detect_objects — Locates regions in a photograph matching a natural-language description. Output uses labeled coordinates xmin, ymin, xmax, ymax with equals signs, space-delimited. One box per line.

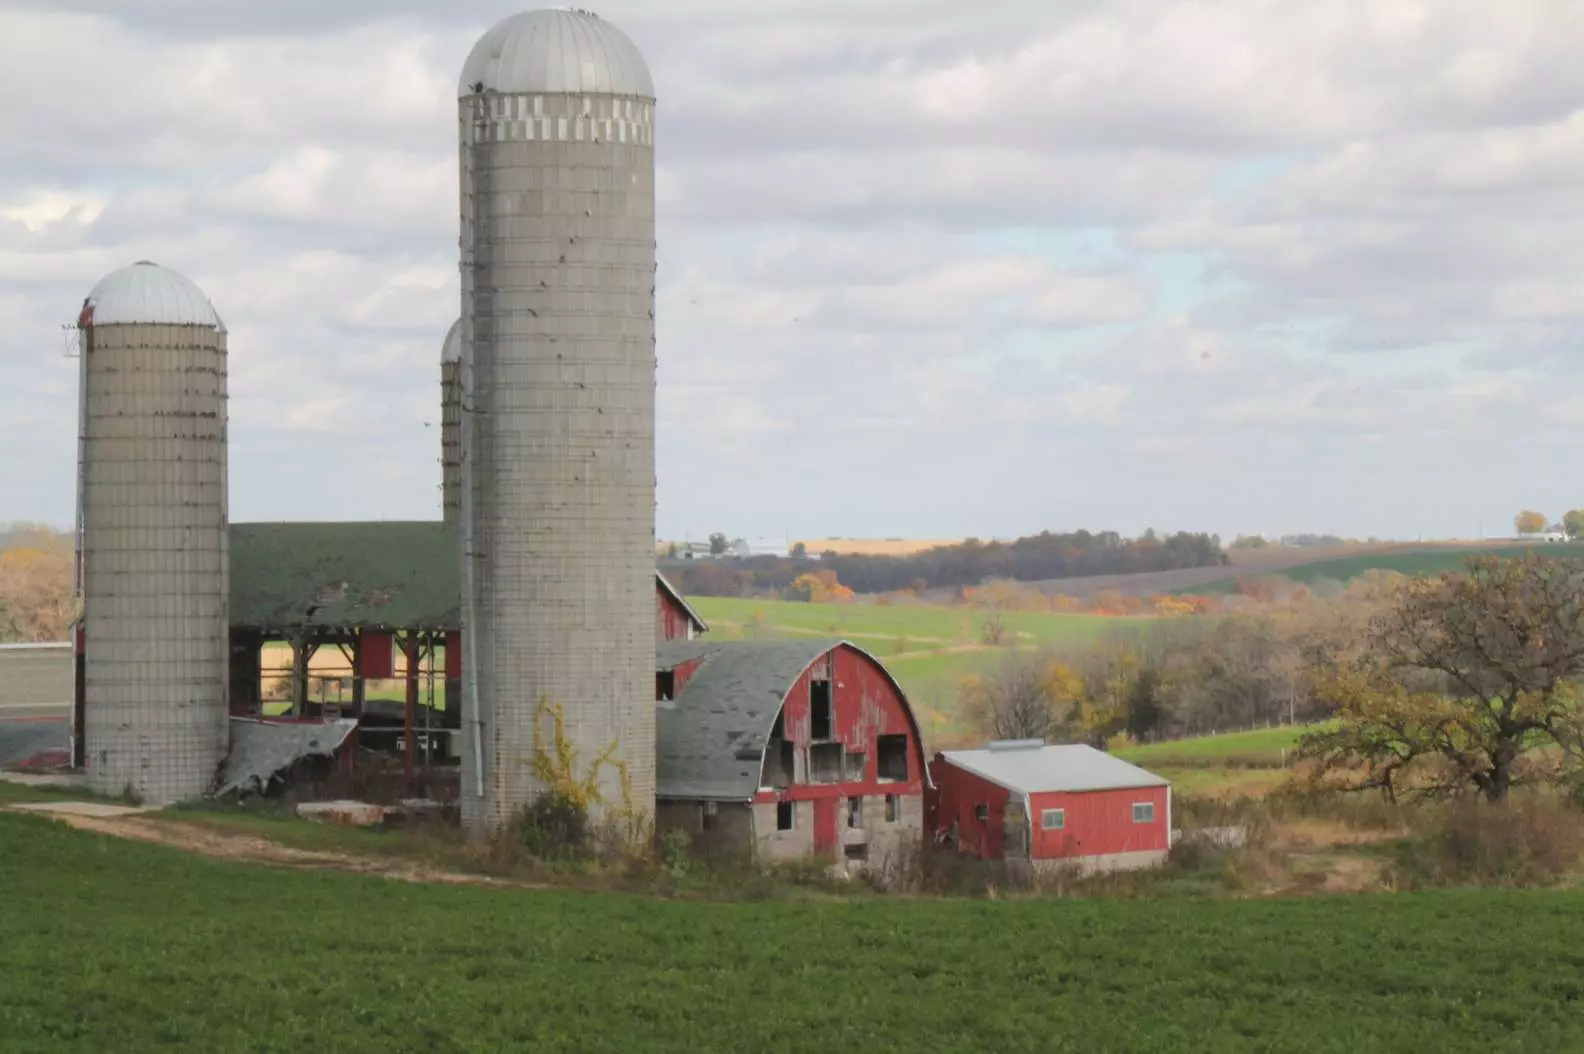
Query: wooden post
xmin=403 ymin=633 xmax=418 ymax=794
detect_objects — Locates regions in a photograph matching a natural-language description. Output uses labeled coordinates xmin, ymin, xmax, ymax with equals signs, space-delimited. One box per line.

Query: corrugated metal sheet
xmin=459 ymin=9 xmax=654 ymax=98
xmin=86 ymin=261 xmax=222 ymax=328
xmin=940 ymin=743 xmax=1168 ymax=795
xmin=216 ymin=717 xmax=357 ymax=797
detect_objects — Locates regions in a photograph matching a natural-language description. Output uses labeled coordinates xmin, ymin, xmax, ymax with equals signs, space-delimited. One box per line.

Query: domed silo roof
xmin=86 ymin=260 xmax=222 ymax=329
xmin=459 ymin=8 xmax=654 ymax=98
xmin=442 ymin=317 xmax=463 ymax=363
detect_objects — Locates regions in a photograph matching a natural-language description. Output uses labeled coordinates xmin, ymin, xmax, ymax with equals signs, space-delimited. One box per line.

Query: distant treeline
xmin=662 ymin=530 xmax=1228 ymax=598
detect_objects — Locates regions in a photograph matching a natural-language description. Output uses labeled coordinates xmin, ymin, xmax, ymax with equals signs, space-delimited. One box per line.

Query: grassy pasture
xmin=5 ymin=811 xmax=1584 ymax=1052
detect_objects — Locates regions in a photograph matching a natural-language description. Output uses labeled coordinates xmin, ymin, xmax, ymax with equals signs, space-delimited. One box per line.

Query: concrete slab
xmin=0 ymin=772 xmax=84 ymax=789
xmin=297 ymin=800 xmax=386 ymax=827
xmin=11 ymin=801 xmax=156 ymax=819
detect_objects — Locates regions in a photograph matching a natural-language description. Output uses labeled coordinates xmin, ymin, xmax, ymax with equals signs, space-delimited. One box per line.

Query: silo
xmin=457 ymin=8 xmax=657 ymax=833
xmin=78 ymin=260 xmax=229 ymax=804
xmin=440 ymin=318 xmax=463 ymax=525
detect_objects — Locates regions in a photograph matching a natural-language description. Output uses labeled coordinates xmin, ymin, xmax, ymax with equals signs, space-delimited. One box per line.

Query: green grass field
xmin=1115 ymin=724 xmax=1320 ymax=769
xmin=1188 ymin=544 xmax=1584 ymax=594
xmin=5 ymin=812 xmax=1584 ymax=1052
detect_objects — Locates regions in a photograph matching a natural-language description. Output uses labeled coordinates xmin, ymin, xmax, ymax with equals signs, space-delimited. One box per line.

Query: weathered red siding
xmin=656 ymin=578 xmax=700 ymax=641
xmin=927 ymin=757 xmax=1011 ymax=859
xmin=752 ymin=644 xmax=927 ymax=807
xmin=1028 ymin=785 xmax=1169 ymax=859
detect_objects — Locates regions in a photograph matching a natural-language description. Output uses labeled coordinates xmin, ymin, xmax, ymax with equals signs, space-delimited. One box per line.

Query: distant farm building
xmin=930 ymin=741 xmax=1171 ymax=873
xmin=654 ymin=639 xmax=929 ymax=867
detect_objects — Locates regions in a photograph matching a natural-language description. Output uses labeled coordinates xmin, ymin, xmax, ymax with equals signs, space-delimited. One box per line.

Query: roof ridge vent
xmin=987 ymin=738 xmax=1046 ymax=751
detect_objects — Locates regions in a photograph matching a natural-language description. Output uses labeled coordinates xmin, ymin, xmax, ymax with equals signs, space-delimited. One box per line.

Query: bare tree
xmin=959 ymin=649 xmax=1079 ymax=742
xmin=1302 ymin=555 xmax=1584 ymax=802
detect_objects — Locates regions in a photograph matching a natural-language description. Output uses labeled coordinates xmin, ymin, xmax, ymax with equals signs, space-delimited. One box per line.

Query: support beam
xmin=403 ymin=633 xmax=419 ymax=794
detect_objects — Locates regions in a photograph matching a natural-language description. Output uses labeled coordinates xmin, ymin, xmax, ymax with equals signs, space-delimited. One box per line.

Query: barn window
xmin=847 ymin=796 xmax=863 ymax=828
xmin=885 ymin=795 xmax=900 ymax=823
xmin=810 ymin=743 xmax=843 ymax=783
xmin=844 ymin=843 xmax=868 ymax=861
xmin=1041 ymin=809 xmax=1065 ymax=831
xmin=777 ymin=801 xmax=795 ymax=831
xmin=810 ymin=679 xmax=833 ymax=740
xmin=701 ymin=800 xmax=718 ymax=832
xmin=877 ymin=735 xmax=908 ymax=781
xmin=655 ymin=670 xmax=675 ymax=701
xmin=761 ymin=738 xmax=794 ymax=790
xmin=974 ymin=804 xmax=989 ymax=823
xmin=1133 ymin=802 xmax=1156 ymax=824
xmin=844 ymin=751 xmax=867 ymax=782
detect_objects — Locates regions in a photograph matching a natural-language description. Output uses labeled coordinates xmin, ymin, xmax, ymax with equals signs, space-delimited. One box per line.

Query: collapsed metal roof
xmin=217 ymin=717 xmax=359 ymax=797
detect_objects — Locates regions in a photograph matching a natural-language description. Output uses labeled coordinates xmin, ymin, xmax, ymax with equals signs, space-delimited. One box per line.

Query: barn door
xmin=813 ymin=799 xmax=839 ymax=857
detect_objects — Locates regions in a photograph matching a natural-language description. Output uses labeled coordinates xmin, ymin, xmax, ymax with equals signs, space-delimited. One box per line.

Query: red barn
xmin=655 ymin=573 xmax=708 ymax=642
xmin=930 ymin=740 xmax=1171 ymax=873
xmin=654 ymin=639 xmax=929 ymax=869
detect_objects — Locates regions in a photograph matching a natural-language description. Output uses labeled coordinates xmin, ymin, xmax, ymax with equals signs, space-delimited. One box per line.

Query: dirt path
xmin=13 ymin=808 xmax=524 ymax=889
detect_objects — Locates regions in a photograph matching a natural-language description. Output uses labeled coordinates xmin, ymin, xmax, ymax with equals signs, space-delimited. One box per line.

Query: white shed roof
xmin=940 ymin=742 xmax=1168 ymax=795
xmin=86 ymin=261 xmax=222 ymax=329
xmin=459 ymin=9 xmax=654 ymax=99
xmin=442 ymin=317 xmax=462 ymax=363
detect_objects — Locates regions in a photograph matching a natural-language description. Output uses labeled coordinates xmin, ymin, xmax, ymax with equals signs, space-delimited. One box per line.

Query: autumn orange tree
xmin=0 ymin=533 xmax=74 ymax=642
xmin=1514 ymin=510 xmax=1548 ymax=535
xmin=1300 ymin=555 xmax=1584 ymax=802
xmin=782 ymin=570 xmax=854 ymax=603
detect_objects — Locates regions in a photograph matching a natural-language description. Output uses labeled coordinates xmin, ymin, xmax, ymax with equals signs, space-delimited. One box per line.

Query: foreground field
xmin=3 ymin=812 xmax=1583 ymax=1052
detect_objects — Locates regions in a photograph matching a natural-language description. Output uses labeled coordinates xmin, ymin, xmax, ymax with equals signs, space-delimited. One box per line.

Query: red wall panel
xmin=1029 ymin=785 xmax=1169 ymax=859
xmin=927 ymin=757 xmax=1011 ymax=859
xmin=444 ymin=631 xmax=462 ymax=678
xmin=360 ymin=631 xmax=394 ymax=680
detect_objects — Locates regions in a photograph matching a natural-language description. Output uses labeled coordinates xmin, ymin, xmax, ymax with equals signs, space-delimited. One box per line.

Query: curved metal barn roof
xmin=86 ymin=260 xmax=223 ymax=329
xmin=459 ymin=8 xmax=654 ymax=98
xmin=441 ymin=317 xmax=463 ymax=363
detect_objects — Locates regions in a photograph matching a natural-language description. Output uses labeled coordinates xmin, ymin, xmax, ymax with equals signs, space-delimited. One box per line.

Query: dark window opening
xmin=844 ymin=843 xmax=868 ymax=861
xmin=656 ymin=670 xmax=675 ymax=701
xmin=844 ymin=751 xmax=867 ymax=782
xmin=776 ymin=800 xmax=795 ymax=831
xmin=810 ymin=680 xmax=833 ymax=740
xmin=848 ymin=796 xmax=863 ymax=828
xmin=701 ymin=801 xmax=718 ymax=832
xmin=877 ymin=735 xmax=908 ymax=781
xmin=810 ymin=742 xmax=843 ymax=783
xmin=885 ymin=794 xmax=900 ymax=823
xmin=974 ymin=804 xmax=989 ymax=823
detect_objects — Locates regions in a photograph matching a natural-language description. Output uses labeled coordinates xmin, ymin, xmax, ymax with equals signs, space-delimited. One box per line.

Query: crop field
xmin=3 ymin=812 xmax=1584 ymax=1052
xmin=1186 ymin=544 xmax=1584 ymax=595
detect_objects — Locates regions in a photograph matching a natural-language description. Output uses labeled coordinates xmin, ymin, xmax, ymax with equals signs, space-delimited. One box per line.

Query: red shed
xmin=656 ymin=573 xmax=708 ymax=642
xmin=930 ymin=740 xmax=1171 ymax=874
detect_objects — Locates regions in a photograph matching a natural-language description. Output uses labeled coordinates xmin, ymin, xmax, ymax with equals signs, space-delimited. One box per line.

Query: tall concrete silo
xmin=440 ymin=318 xmax=463 ymax=525
xmin=77 ymin=260 xmax=229 ymax=804
xmin=457 ymin=8 xmax=657 ymax=833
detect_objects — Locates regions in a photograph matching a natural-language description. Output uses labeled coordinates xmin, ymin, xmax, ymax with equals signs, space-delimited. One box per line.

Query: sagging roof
xmin=231 ymin=521 xmax=459 ymax=632
xmin=656 ymin=638 xmax=841 ymax=801
xmin=217 ymin=717 xmax=359 ymax=797
xmin=230 ymin=521 xmax=696 ymax=634
xmin=939 ymin=742 xmax=1169 ymax=796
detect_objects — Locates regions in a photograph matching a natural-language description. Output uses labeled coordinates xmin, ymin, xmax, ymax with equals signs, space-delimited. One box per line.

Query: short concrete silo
xmin=440 ymin=318 xmax=463 ymax=525
xmin=457 ymin=9 xmax=657 ymax=833
xmin=78 ymin=261 xmax=230 ymax=803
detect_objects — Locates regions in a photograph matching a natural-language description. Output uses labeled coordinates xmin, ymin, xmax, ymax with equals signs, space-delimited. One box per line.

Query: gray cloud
xmin=1 ymin=0 xmax=1580 ymax=543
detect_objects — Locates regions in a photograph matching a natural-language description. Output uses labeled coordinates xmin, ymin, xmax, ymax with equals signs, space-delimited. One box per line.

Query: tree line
xmin=662 ymin=529 xmax=1228 ymax=598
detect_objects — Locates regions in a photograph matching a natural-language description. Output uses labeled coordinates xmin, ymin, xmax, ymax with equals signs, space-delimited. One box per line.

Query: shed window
xmin=877 ymin=735 xmax=908 ymax=781
xmin=777 ymin=801 xmax=795 ymax=831
xmin=885 ymin=794 xmax=900 ymax=823
xmin=1041 ymin=809 xmax=1065 ymax=831
xmin=974 ymin=804 xmax=989 ymax=823
xmin=1133 ymin=802 xmax=1156 ymax=824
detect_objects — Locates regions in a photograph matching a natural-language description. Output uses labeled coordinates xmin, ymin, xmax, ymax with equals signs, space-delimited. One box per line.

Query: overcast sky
xmin=1 ymin=1 xmax=1579 ymax=543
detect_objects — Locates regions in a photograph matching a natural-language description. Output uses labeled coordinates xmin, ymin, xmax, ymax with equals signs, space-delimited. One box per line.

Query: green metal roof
xmin=230 ymin=522 xmax=460 ymax=632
